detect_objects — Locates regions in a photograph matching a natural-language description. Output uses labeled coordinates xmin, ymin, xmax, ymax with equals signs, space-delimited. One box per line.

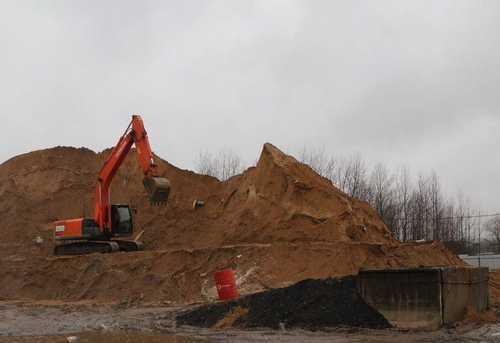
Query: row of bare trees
xmin=195 ymin=147 xmax=494 ymax=252
xmin=298 ymin=148 xmax=482 ymax=246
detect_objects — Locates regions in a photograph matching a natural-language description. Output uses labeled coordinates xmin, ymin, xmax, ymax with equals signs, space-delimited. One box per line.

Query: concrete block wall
xmin=357 ymin=267 xmax=489 ymax=329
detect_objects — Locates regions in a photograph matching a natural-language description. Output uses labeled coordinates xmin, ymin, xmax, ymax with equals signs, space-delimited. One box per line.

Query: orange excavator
xmin=52 ymin=115 xmax=170 ymax=255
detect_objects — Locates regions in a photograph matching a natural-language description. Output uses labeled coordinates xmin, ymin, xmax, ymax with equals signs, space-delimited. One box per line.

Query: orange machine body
xmin=54 ymin=218 xmax=84 ymax=240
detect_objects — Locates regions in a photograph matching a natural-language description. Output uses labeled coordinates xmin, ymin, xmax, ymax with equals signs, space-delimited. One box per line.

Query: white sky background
xmin=1 ymin=1 xmax=499 ymax=212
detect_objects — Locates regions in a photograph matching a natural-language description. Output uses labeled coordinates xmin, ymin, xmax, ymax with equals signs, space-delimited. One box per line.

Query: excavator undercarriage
xmin=54 ymin=239 xmax=144 ymax=256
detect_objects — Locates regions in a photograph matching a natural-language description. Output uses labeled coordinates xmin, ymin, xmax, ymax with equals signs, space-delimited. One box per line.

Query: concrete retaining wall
xmin=441 ymin=267 xmax=489 ymax=324
xmin=357 ymin=267 xmax=489 ymax=329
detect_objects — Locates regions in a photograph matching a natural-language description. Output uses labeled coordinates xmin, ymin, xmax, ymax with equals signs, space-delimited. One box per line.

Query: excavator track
xmin=54 ymin=240 xmax=143 ymax=256
xmin=54 ymin=241 xmax=120 ymax=256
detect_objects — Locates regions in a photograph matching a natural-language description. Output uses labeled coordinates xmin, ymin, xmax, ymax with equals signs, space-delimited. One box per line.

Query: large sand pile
xmin=0 ymin=143 xmax=464 ymax=302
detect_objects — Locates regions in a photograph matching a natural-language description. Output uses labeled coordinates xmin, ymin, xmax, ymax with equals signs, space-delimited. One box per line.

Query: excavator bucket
xmin=143 ymin=176 xmax=171 ymax=205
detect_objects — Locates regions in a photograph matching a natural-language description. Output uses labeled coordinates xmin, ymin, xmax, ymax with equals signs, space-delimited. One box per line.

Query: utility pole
xmin=478 ymin=211 xmax=481 ymax=267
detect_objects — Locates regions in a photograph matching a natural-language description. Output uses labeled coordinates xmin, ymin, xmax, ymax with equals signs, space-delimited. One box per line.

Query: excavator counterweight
xmin=53 ymin=114 xmax=170 ymax=256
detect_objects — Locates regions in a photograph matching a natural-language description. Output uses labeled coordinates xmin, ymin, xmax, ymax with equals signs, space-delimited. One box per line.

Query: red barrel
xmin=214 ymin=269 xmax=239 ymax=300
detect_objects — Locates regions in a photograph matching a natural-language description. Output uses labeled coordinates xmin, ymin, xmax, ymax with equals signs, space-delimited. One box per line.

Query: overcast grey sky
xmin=1 ymin=1 xmax=499 ymax=212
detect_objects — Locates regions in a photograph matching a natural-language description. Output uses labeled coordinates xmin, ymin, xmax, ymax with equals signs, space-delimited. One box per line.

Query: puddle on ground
xmin=0 ymin=332 xmax=211 ymax=343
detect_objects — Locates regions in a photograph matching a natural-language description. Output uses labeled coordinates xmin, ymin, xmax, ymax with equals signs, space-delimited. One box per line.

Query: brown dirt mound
xmin=0 ymin=143 xmax=464 ymax=302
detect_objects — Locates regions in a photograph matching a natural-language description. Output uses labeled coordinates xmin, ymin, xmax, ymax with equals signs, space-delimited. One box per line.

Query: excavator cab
xmin=111 ymin=204 xmax=134 ymax=236
xmin=143 ymin=176 xmax=171 ymax=204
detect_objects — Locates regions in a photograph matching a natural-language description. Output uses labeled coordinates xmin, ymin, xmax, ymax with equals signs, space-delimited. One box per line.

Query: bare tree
xmin=196 ymin=151 xmax=217 ymax=177
xmin=394 ymin=166 xmax=412 ymax=241
xmin=327 ymin=154 xmax=370 ymax=201
xmin=195 ymin=149 xmax=245 ymax=181
xmin=428 ymin=172 xmax=443 ymax=240
xmin=346 ymin=154 xmax=371 ymax=201
xmin=369 ymin=163 xmax=397 ymax=235
xmin=486 ymin=217 xmax=500 ymax=244
xmin=299 ymin=146 xmax=336 ymax=180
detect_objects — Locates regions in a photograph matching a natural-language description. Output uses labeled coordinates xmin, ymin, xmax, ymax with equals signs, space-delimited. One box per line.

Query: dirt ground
xmin=1 ymin=301 xmax=500 ymax=343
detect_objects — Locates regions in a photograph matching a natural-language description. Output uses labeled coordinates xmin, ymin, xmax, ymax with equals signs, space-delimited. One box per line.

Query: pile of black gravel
xmin=177 ymin=277 xmax=391 ymax=330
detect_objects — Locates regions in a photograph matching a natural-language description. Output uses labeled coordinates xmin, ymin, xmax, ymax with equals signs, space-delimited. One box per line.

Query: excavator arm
xmin=94 ymin=115 xmax=170 ymax=231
